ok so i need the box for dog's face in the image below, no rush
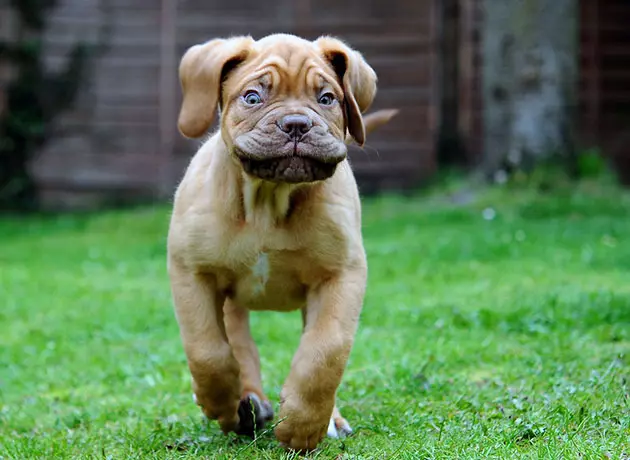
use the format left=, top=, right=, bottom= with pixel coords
left=177, top=34, right=377, bottom=184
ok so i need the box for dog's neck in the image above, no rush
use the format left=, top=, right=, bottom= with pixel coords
left=215, top=140, right=312, bottom=227
left=241, top=176, right=300, bottom=226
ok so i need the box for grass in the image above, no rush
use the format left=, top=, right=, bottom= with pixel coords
left=1, top=179, right=629, bottom=459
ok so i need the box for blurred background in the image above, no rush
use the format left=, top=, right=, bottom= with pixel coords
left=0, top=0, right=628, bottom=211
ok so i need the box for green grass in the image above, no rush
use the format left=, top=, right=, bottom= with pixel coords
left=1, top=180, right=629, bottom=459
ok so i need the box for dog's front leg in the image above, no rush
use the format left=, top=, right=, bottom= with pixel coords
left=275, top=266, right=366, bottom=452
left=169, top=260, right=241, bottom=433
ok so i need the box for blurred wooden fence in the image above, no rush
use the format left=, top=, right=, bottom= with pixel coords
left=4, top=0, right=630, bottom=209
left=579, top=0, right=630, bottom=183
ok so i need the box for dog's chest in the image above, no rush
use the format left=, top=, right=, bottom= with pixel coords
left=221, top=233, right=341, bottom=312
left=229, top=250, right=304, bottom=311
left=185, top=205, right=349, bottom=311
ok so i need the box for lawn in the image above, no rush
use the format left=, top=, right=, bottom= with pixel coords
left=1, top=179, right=629, bottom=459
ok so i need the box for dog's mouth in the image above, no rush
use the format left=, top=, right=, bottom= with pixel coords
left=240, top=156, right=338, bottom=183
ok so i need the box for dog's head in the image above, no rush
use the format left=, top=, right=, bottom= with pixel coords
left=177, top=34, right=377, bottom=184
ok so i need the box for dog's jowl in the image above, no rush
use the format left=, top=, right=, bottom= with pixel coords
left=167, top=33, right=396, bottom=452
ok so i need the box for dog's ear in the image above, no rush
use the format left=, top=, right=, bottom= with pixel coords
left=178, top=36, right=255, bottom=138
left=316, top=37, right=377, bottom=146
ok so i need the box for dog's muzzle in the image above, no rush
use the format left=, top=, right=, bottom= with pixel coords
left=240, top=155, right=338, bottom=183
left=235, top=114, right=346, bottom=183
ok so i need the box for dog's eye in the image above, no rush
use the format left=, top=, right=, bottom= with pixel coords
left=318, top=93, right=336, bottom=106
left=243, top=91, right=263, bottom=105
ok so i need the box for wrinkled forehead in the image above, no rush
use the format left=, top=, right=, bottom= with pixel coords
left=226, top=38, right=341, bottom=94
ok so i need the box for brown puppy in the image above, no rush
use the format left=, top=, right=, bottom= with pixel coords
left=167, top=33, right=394, bottom=452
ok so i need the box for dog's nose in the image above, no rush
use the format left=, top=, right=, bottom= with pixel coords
left=279, top=114, right=312, bottom=138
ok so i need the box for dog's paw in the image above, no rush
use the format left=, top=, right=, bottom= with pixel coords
left=326, top=413, right=352, bottom=438
left=192, top=390, right=240, bottom=434
left=235, top=393, right=274, bottom=437
left=274, top=398, right=330, bottom=452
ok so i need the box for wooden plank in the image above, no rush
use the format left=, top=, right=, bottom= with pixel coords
left=54, top=102, right=159, bottom=128
left=580, top=0, right=600, bottom=146
left=158, top=0, right=179, bottom=196
left=309, top=0, right=430, bottom=20
left=100, top=0, right=161, bottom=9
left=176, top=0, right=294, bottom=14
left=93, top=63, right=160, bottom=89
left=89, top=55, right=162, bottom=67
left=91, top=125, right=160, bottom=154
left=370, top=61, right=432, bottom=88
left=41, top=124, right=161, bottom=156
left=42, top=15, right=102, bottom=27
left=427, top=0, right=440, bottom=153
left=374, top=87, right=433, bottom=107
left=458, top=0, right=475, bottom=155
left=328, top=33, right=431, bottom=45
left=32, top=145, right=161, bottom=189
left=352, top=160, right=430, bottom=175
left=87, top=91, right=156, bottom=105
left=350, top=140, right=430, bottom=153
left=352, top=160, right=428, bottom=176
left=298, top=22, right=429, bottom=39
left=362, top=106, right=431, bottom=140
left=94, top=104, right=160, bottom=125
left=46, top=34, right=160, bottom=48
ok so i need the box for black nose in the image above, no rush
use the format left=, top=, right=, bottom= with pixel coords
left=279, top=114, right=312, bottom=139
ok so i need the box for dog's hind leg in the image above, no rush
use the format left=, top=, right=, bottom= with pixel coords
left=224, top=299, right=274, bottom=437
left=326, top=405, right=353, bottom=438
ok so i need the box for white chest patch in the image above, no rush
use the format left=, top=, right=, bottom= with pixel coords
left=250, top=252, right=270, bottom=294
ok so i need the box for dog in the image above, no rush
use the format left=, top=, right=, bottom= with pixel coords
left=167, top=33, right=396, bottom=452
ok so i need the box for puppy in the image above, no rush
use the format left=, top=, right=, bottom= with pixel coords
left=167, top=33, right=395, bottom=452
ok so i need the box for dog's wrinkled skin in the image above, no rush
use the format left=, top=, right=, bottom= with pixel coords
left=167, top=33, right=396, bottom=452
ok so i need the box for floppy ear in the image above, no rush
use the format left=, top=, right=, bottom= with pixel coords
left=178, top=36, right=255, bottom=138
left=316, top=37, right=377, bottom=146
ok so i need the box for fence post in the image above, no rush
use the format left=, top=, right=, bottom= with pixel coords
left=158, top=0, right=178, bottom=199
